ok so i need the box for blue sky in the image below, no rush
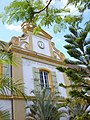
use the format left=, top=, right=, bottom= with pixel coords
left=0, top=0, right=90, bottom=59
left=0, top=1, right=22, bottom=41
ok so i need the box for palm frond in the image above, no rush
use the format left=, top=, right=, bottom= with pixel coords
left=0, top=41, right=9, bottom=51
left=0, top=109, right=10, bottom=120
left=26, top=89, right=67, bottom=120
left=0, top=76, right=25, bottom=98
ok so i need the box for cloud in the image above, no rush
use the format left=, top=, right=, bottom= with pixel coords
left=61, top=0, right=79, bottom=15
left=52, top=39, right=61, bottom=44
left=42, top=0, right=55, bottom=6
left=51, top=0, right=55, bottom=5
left=49, top=0, right=79, bottom=15
left=61, top=0, right=68, bottom=6
left=41, top=0, right=79, bottom=15
left=55, top=39, right=61, bottom=42
left=5, top=24, right=22, bottom=32
left=68, top=5, right=79, bottom=15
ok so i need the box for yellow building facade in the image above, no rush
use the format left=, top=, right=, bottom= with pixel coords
left=0, top=22, right=70, bottom=120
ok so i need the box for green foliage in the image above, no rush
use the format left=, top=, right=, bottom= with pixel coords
left=68, top=0, right=90, bottom=13
left=1, top=0, right=35, bottom=24
left=84, top=38, right=90, bottom=46
left=58, top=25, right=90, bottom=118
left=26, top=89, right=67, bottom=120
left=33, top=25, right=41, bottom=35
left=65, top=98, right=90, bottom=120
left=0, top=110, right=10, bottom=120
left=66, top=0, right=90, bottom=30
left=55, top=15, right=62, bottom=24
left=0, top=0, right=89, bottom=34
left=76, top=113, right=90, bottom=120
left=64, top=59, right=83, bottom=65
left=64, top=25, right=90, bottom=67
left=0, top=76, right=25, bottom=97
left=86, top=45, right=90, bottom=54
left=58, top=65, right=90, bottom=101
left=0, top=41, right=26, bottom=119
left=0, top=41, right=9, bottom=51
left=64, top=15, right=83, bottom=27
left=64, top=44, right=75, bottom=49
left=0, top=41, right=18, bottom=66
left=53, top=22, right=67, bottom=33
left=67, top=49, right=82, bottom=59
left=69, top=27, right=78, bottom=37
left=0, top=0, right=84, bottom=33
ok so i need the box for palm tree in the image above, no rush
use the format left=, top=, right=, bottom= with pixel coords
left=0, top=41, right=24, bottom=96
left=0, top=40, right=16, bottom=65
left=0, top=110, right=10, bottom=120
left=26, top=89, right=67, bottom=120
left=0, top=41, right=25, bottom=119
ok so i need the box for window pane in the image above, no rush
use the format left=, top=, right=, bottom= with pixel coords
left=0, top=100, right=12, bottom=119
left=40, top=71, right=44, bottom=89
left=40, top=71, right=49, bottom=89
left=2, top=64, right=11, bottom=77
left=1, top=64, right=11, bottom=95
left=44, top=72, right=49, bottom=88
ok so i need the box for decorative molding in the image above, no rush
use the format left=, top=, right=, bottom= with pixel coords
left=9, top=22, right=66, bottom=63
left=51, top=42, right=65, bottom=61
left=23, top=58, right=56, bottom=70
left=0, top=95, right=65, bottom=102
left=21, top=21, right=52, bottom=39
left=11, top=46, right=67, bottom=67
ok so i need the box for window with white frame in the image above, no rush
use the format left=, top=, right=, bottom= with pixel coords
left=39, top=71, right=49, bottom=89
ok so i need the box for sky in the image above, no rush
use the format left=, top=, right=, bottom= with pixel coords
left=0, top=0, right=90, bottom=59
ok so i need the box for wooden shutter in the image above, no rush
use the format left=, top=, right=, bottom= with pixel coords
left=52, top=72, right=58, bottom=93
left=33, top=67, right=41, bottom=94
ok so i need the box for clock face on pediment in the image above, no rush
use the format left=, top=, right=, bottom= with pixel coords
left=32, top=35, right=51, bottom=56
left=37, top=41, right=45, bottom=49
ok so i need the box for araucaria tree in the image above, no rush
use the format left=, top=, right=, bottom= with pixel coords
left=57, top=24, right=90, bottom=119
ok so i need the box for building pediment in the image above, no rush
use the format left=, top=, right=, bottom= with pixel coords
left=9, top=22, right=65, bottom=62
left=21, top=22, right=52, bottom=39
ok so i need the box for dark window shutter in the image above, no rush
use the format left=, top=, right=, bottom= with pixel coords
left=52, top=72, right=58, bottom=93
left=33, top=67, right=41, bottom=94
